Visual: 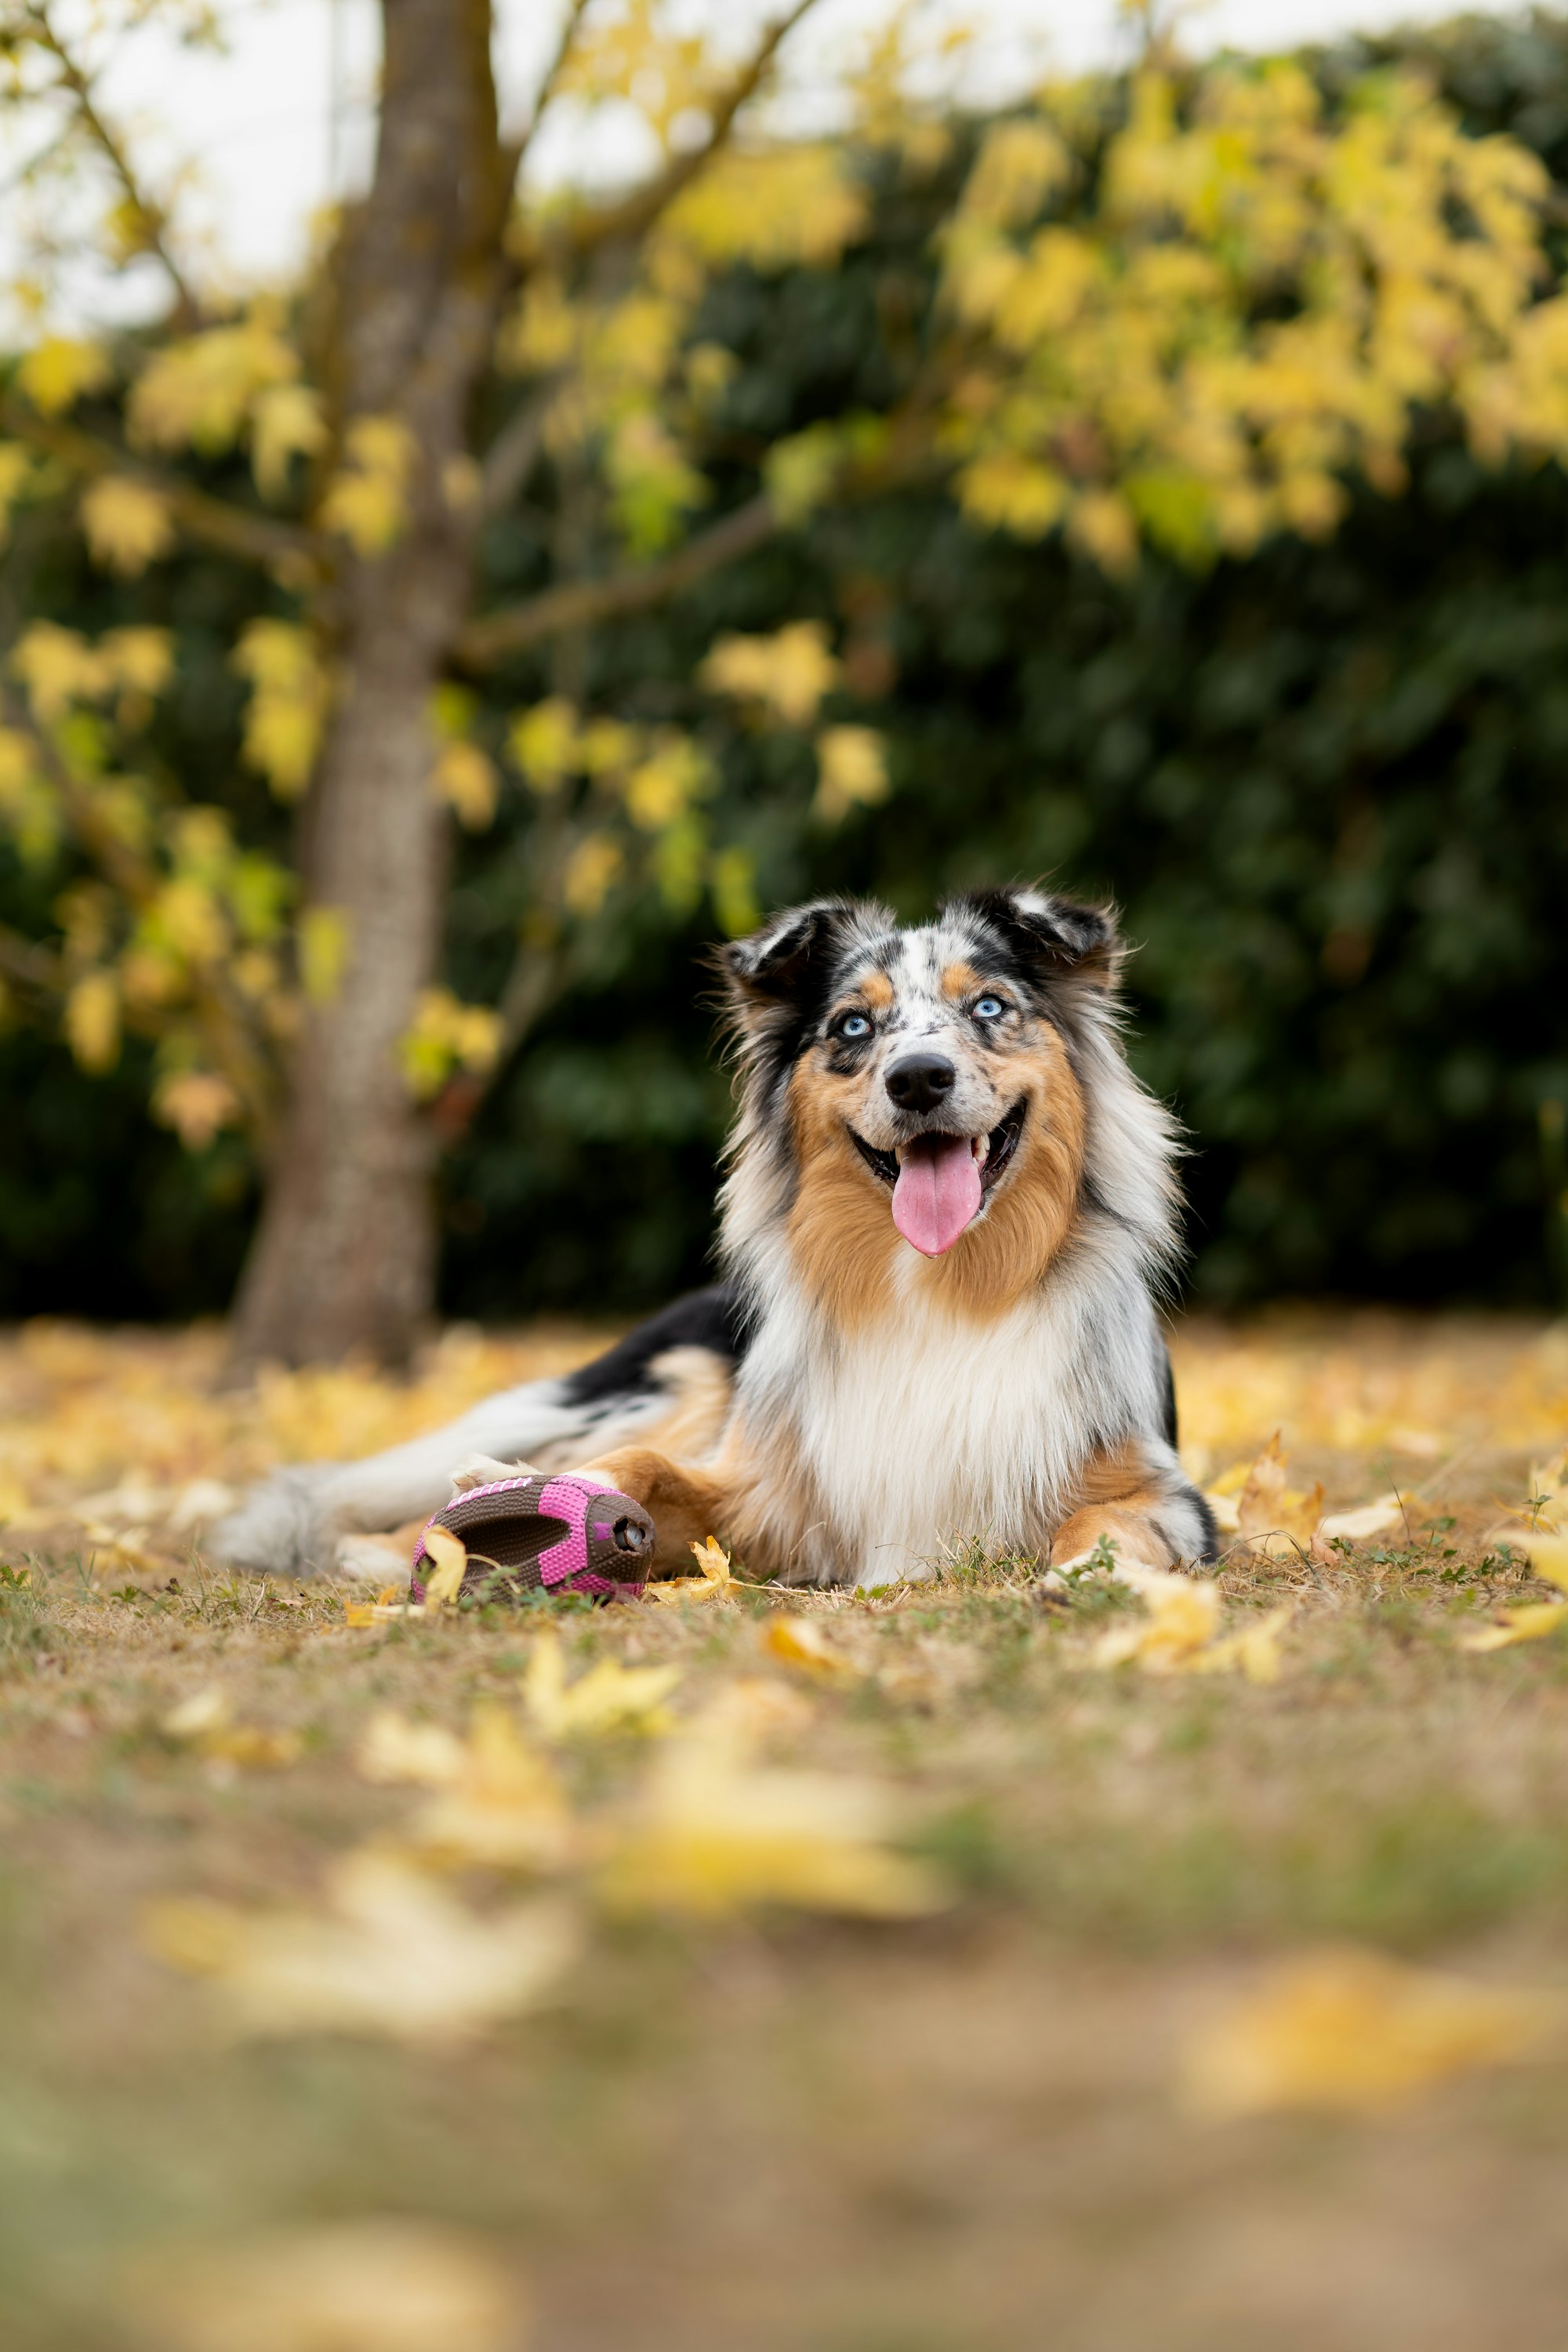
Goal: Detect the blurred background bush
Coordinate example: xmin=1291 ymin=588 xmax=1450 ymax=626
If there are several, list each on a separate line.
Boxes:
xmin=4 ymin=7 xmax=1568 ymax=1329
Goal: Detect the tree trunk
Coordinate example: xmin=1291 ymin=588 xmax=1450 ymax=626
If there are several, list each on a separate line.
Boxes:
xmin=230 ymin=0 xmax=509 ymax=1370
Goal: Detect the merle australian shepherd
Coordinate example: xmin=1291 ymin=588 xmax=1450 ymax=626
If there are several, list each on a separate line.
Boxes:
xmin=215 ymin=888 xmax=1217 ymax=1588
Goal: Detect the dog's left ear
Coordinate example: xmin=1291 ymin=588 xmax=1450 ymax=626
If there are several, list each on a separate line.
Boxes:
xmin=948 ymin=887 xmax=1122 ymax=991
xmin=722 ymin=898 xmax=892 ymax=1033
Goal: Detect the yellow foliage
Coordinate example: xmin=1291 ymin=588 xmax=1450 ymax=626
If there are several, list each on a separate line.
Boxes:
xmin=622 ymin=731 xmax=713 ymax=830
xmin=251 ymin=383 xmax=327 ymax=499
xmin=815 ymin=724 xmax=888 ymax=822
xmin=319 ymin=415 xmax=416 ymax=555
xmin=660 ymin=143 xmax=868 ymax=272
xmin=432 ymin=739 xmax=499 ymax=830
xmin=700 ymin=620 xmax=840 ymax=726
xmin=232 ymin=621 xmax=328 ymax=800
xmin=399 ymin=989 xmax=503 ymax=1100
xmin=18 ymin=336 xmax=111 ymax=415
xmin=508 ymin=697 xmax=580 ymax=794
xmin=129 ymin=320 xmax=299 ymax=454
xmin=161 ymin=1686 xmax=301 ymax=1768
xmin=709 ymin=843 xmax=760 ymax=938
xmin=80 ymin=477 xmax=175 ymax=575
xmin=761 ymin=1613 xmax=865 ymax=1685
xmin=102 ymin=626 xmax=176 ymax=699
xmin=1181 ymin=1946 xmax=1560 ymax=2118
xmin=153 ymin=1070 xmax=241 ymax=1151
xmin=12 ymin=622 xmax=107 ymax=721
xmin=64 ymin=971 xmax=121 ymax=1073
xmin=561 ymin=833 xmax=623 ymax=916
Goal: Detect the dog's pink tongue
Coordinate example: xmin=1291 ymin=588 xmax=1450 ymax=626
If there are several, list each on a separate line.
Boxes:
xmin=892 ymin=1134 xmax=982 ymax=1257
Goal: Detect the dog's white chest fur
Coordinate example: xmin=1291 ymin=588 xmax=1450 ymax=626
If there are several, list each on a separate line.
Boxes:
xmin=773 ymin=1274 xmax=1115 ymax=1587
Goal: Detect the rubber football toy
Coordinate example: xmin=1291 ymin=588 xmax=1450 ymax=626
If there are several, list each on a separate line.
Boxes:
xmin=410 ymin=1470 xmax=655 ymax=1605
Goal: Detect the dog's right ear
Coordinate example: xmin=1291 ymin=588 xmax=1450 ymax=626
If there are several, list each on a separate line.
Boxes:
xmin=722 ymin=898 xmax=891 ymax=1044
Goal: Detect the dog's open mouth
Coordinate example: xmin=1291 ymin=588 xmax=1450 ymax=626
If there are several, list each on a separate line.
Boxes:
xmin=850 ymin=1099 xmax=1026 ymax=1258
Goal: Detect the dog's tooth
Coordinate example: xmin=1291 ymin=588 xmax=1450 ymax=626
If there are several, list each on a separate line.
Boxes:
xmin=973 ymin=1134 xmax=989 ymax=1168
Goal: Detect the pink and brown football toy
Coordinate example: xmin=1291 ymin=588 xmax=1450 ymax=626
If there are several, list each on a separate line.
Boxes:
xmin=410 ymin=1470 xmax=655 ymax=1605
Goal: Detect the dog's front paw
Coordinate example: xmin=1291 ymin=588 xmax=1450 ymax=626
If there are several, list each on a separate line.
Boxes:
xmin=449 ymin=1453 xmax=536 ymax=1498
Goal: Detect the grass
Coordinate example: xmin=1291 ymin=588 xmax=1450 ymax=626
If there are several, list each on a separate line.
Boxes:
xmin=4 ymin=1308 xmax=1568 ymax=2349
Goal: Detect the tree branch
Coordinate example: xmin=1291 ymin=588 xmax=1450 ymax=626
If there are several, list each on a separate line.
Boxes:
xmin=457 ymin=489 xmax=776 ymax=666
xmin=479 ymin=372 xmax=564 ymax=517
xmin=499 ymin=0 xmax=593 ymax=189
xmin=518 ymin=0 xmax=820 ymax=273
xmin=0 ymin=399 xmax=321 ymax=575
xmin=22 ymin=0 xmax=203 ymax=328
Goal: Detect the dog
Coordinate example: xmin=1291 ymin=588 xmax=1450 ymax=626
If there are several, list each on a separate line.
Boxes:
xmin=213 ymin=887 xmax=1216 ymax=1588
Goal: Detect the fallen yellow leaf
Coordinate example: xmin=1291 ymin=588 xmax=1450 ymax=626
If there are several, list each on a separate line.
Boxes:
xmin=143 ymin=1853 xmax=579 ymax=2042
xmin=403 ymin=1703 xmax=577 ymax=1872
xmin=520 ymin=1628 xmax=680 ymax=1739
xmin=1181 ymin=1946 xmax=1560 ymax=2117
xmin=356 ymin=1710 xmax=467 ymax=1787
xmin=1090 ymin=1570 xmax=1223 ymax=1672
xmin=161 ymin=1688 xmax=302 ymax=1769
xmin=422 ymin=1524 xmax=468 ymax=1605
xmin=1318 ymin=1494 xmax=1405 ymax=1542
xmin=761 ymin=1613 xmax=864 ymax=1683
xmin=646 ymin=1533 xmax=737 ymax=1605
xmin=1181 ymin=1604 xmax=1294 ymax=1685
xmin=599 ymin=1704 xmax=948 ymax=1918
xmin=125 ymin=2218 xmax=524 ymax=2352
xmin=1236 ymin=1434 xmax=1323 ymax=1555
xmin=1514 ymin=1529 xmax=1568 ymax=1594
xmin=1457 ymin=1601 xmax=1568 ymax=1652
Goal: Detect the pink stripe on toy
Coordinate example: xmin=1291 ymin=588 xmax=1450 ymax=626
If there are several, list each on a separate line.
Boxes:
xmin=535 ymin=1472 xmax=615 ymax=1588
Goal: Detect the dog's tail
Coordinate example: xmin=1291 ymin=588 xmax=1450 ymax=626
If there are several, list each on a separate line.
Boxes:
xmin=209 ymin=1286 xmax=745 ymax=1577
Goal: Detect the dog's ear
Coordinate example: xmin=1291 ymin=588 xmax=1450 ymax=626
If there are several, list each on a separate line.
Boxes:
xmin=722 ymin=898 xmax=891 ymax=1045
xmin=947 ymin=886 xmax=1122 ymax=991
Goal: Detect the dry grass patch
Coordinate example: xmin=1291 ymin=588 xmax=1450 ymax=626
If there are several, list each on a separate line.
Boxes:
xmin=5 ymin=1309 xmax=1568 ymax=2350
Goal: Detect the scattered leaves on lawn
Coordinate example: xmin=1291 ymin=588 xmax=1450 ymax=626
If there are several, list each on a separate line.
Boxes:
xmin=1181 ymin=1945 xmax=1562 ymax=2117
xmin=143 ymin=1853 xmax=580 ymax=2042
xmin=125 ymin=2219 xmax=525 ymax=2352
xmin=1088 ymin=1570 xmax=1291 ymax=1682
xmin=598 ymin=1703 xmax=949 ymax=1918
xmin=422 ymin=1524 xmax=469 ymax=1604
xmin=398 ymin=1704 xmax=578 ymax=1873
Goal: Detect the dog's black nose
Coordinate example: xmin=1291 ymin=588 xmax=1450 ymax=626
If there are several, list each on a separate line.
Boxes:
xmin=885 ymin=1051 xmax=956 ymax=1114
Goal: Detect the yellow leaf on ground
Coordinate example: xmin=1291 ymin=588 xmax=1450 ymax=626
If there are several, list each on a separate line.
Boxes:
xmin=1090 ymin=1570 xmax=1223 ymax=1672
xmin=1181 ymin=1946 xmax=1561 ymax=2117
xmin=599 ymin=1705 xmax=948 ymax=1918
xmin=647 ymin=1534 xmax=736 ymax=1605
xmin=1181 ymin=1605 xmax=1294 ymax=1685
xmin=762 ymin=1613 xmax=865 ymax=1683
xmin=421 ymin=1525 xmax=468 ymax=1606
xmin=1236 ymin=1433 xmax=1323 ymax=1554
xmin=1319 ymin=1494 xmax=1406 ymax=1541
xmin=403 ymin=1704 xmax=576 ymax=1872
xmin=144 ymin=1853 xmax=579 ymax=2042
xmin=520 ymin=1628 xmax=680 ymax=1739
xmin=161 ymin=1688 xmax=301 ymax=1769
xmin=1514 ymin=1530 xmax=1568 ymax=1594
xmin=356 ymin=1710 xmax=467 ymax=1787
xmin=125 ymin=2218 xmax=524 ymax=2352
xmin=1457 ymin=1601 xmax=1568 ymax=1652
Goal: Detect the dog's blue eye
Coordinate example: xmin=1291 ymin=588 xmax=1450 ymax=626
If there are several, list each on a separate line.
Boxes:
xmin=838 ymin=1013 xmax=872 ymax=1040
xmin=974 ymin=996 xmax=1005 ymax=1021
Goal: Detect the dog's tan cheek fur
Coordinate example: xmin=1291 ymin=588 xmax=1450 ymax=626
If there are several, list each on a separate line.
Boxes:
xmin=927 ymin=1022 xmax=1086 ymax=1318
xmin=783 ymin=1058 xmax=898 ymax=1327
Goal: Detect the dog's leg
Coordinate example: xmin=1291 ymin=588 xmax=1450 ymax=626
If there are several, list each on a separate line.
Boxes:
xmin=572 ymin=1445 xmax=735 ymax=1579
xmin=1049 ymin=1436 xmax=1217 ymax=1576
xmin=211 ymin=1288 xmax=742 ymax=1577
